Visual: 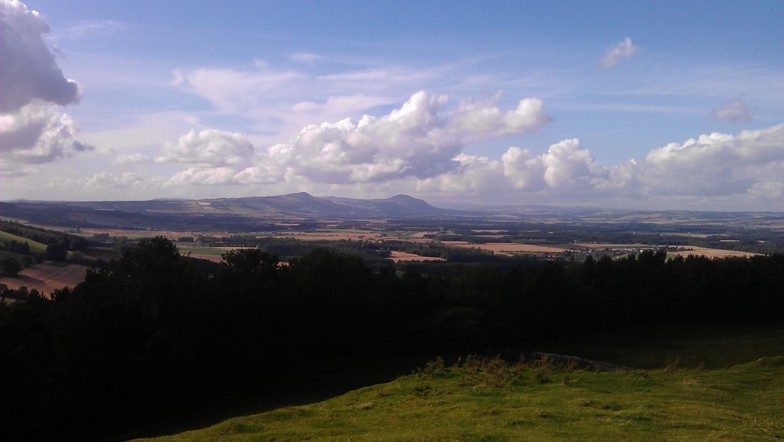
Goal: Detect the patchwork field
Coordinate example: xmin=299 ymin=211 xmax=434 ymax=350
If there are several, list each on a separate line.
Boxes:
xmin=0 ymin=262 xmax=89 ymax=296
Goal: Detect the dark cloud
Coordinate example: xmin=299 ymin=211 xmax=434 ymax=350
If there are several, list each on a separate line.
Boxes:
xmin=0 ymin=0 xmax=81 ymax=113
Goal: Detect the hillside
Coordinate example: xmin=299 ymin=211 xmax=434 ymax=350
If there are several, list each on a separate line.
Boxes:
xmin=0 ymin=193 xmax=454 ymax=230
xmin=139 ymin=352 xmax=784 ymax=441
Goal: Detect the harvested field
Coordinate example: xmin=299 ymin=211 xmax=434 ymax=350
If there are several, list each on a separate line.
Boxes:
xmin=577 ymin=243 xmax=651 ymax=249
xmin=0 ymin=262 xmax=89 ymax=296
xmin=388 ymin=251 xmax=446 ymax=262
xmin=81 ymin=228 xmax=202 ymax=239
xmin=177 ymin=246 xmax=256 ymax=263
xmin=668 ymin=246 xmax=761 ymax=259
xmin=269 ymin=230 xmax=385 ymax=241
xmin=576 ymin=243 xmax=761 ymax=259
xmin=442 ymin=241 xmax=569 ymax=255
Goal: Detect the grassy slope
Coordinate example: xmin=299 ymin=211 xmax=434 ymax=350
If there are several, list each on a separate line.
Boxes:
xmin=0 ymin=230 xmax=47 ymax=254
xmin=139 ymin=325 xmax=784 ymax=441
xmin=142 ymin=357 xmax=784 ymax=441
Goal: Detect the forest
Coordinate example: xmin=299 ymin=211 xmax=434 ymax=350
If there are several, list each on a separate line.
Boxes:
xmin=1 ymin=237 xmax=783 ymax=440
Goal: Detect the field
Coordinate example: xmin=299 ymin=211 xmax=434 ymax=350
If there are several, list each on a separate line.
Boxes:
xmin=443 ymin=241 xmax=570 ymax=255
xmin=388 ymin=251 xmax=446 ymax=262
xmin=136 ymin=324 xmax=784 ymax=441
xmin=0 ymin=262 xmax=89 ymax=295
xmin=666 ymin=246 xmax=761 ymax=259
xmin=0 ymin=230 xmax=48 ymax=254
xmin=176 ymin=245 xmax=258 ymax=263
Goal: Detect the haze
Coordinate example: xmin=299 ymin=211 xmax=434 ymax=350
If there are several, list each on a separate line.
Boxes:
xmin=1 ymin=0 xmax=783 ymax=211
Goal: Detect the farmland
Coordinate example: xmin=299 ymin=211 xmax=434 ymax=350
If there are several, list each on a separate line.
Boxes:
xmin=0 ymin=262 xmax=89 ymax=295
xmin=1 ymin=195 xmax=783 ymax=440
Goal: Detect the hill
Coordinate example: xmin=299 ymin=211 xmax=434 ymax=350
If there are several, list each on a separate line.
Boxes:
xmin=0 ymin=193 xmax=455 ymax=230
xmin=138 ymin=350 xmax=784 ymax=441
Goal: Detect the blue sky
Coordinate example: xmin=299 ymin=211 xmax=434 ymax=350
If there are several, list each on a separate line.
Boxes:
xmin=1 ymin=0 xmax=783 ymax=210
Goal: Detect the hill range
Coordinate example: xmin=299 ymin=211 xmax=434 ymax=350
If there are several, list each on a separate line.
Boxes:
xmin=1 ymin=192 xmax=783 ymax=232
xmin=0 ymin=193 xmax=459 ymax=230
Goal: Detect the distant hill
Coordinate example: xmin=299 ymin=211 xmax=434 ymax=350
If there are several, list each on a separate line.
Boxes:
xmin=0 ymin=193 xmax=456 ymax=230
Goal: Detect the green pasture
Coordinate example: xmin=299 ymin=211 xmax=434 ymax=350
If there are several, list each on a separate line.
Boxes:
xmin=0 ymin=230 xmax=47 ymax=254
xmin=142 ymin=357 xmax=784 ymax=441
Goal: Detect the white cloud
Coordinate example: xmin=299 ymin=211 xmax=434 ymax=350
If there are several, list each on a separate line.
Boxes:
xmin=289 ymin=52 xmax=320 ymax=64
xmin=270 ymin=90 xmax=549 ymax=184
xmin=710 ymin=98 xmax=753 ymax=122
xmin=600 ymin=37 xmax=637 ymax=69
xmin=157 ymin=129 xmax=256 ymax=167
xmin=167 ymin=167 xmax=240 ymax=186
xmin=502 ymin=147 xmax=546 ymax=191
xmin=413 ymin=123 xmax=784 ymax=209
xmin=0 ymin=0 xmax=81 ymax=113
xmin=85 ymin=171 xmax=145 ymax=189
xmin=174 ymin=65 xmax=304 ymax=117
xmin=638 ymin=124 xmax=784 ymax=197
xmin=113 ymin=153 xmax=150 ymax=164
xmin=542 ymin=138 xmax=607 ymax=189
xmin=451 ymin=96 xmax=551 ymax=138
xmin=59 ymin=20 xmax=126 ymax=39
xmin=0 ymin=103 xmax=94 ymax=164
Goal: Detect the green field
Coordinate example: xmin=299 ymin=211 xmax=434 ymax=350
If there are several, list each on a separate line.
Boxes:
xmin=137 ymin=324 xmax=784 ymax=441
xmin=0 ymin=230 xmax=47 ymax=254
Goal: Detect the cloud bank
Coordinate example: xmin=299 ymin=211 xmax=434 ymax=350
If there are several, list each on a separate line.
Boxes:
xmin=162 ymin=91 xmax=551 ymax=187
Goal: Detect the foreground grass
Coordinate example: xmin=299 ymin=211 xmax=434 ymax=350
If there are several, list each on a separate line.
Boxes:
xmin=141 ymin=353 xmax=784 ymax=441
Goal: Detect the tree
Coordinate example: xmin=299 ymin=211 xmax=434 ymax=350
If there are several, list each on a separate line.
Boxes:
xmin=1 ymin=258 xmax=22 ymax=277
xmin=44 ymin=243 xmax=67 ymax=261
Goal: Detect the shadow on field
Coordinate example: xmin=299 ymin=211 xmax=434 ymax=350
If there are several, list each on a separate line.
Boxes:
xmin=112 ymin=353 xmax=441 ymax=441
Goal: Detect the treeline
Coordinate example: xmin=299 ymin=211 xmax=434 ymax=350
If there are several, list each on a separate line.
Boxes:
xmin=1 ymin=238 xmax=782 ymax=439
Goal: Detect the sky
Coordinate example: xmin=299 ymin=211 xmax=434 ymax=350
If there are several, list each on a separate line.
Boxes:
xmin=1 ymin=0 xmax=783 ymax=211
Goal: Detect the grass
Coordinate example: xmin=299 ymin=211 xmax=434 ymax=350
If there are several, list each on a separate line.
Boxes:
xmin=0 ymin=230 xmax=48 ymax=254
xmin=140 ymin=355 xmax=784 ymax=441
xmin=135 ymin=324 xmax=784 ymax=441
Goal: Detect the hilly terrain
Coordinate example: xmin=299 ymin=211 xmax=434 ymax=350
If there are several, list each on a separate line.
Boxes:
xmin=0 ymin=193 xmax=455 ymax=230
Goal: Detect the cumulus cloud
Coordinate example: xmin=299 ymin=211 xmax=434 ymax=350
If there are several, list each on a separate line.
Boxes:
xmin=450 ymin=96 xmax=551 ymax=138
xmin=0 ymin=103 xmax=94 ymax=164
xmin=157 ymin=129 xmax=256 ymax=167
xmin=710 ymin=98 xmax=753 ymax=122
xmin=271 ymin=91 xmax=549 ymax=184
xmin=0 ymin=0 xmax=81 ymax=113
xmin=600 ymin=37 xmax=638 ymax=69
xmin=637 ymin=123 xmax=784 ymax=197
xmin=162 ymin=91 xmax=550 ymax=189
xmin=414 ymin=123 xmax=784 ymax=208
xmin=156 ymin=89 xmax=781 ymax=210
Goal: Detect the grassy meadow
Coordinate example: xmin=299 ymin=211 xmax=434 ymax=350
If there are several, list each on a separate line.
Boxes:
xmin=0 ymin=230 xmax=47 ymax=254
xmin=136 ymin=324 xmax=784 ymax=441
